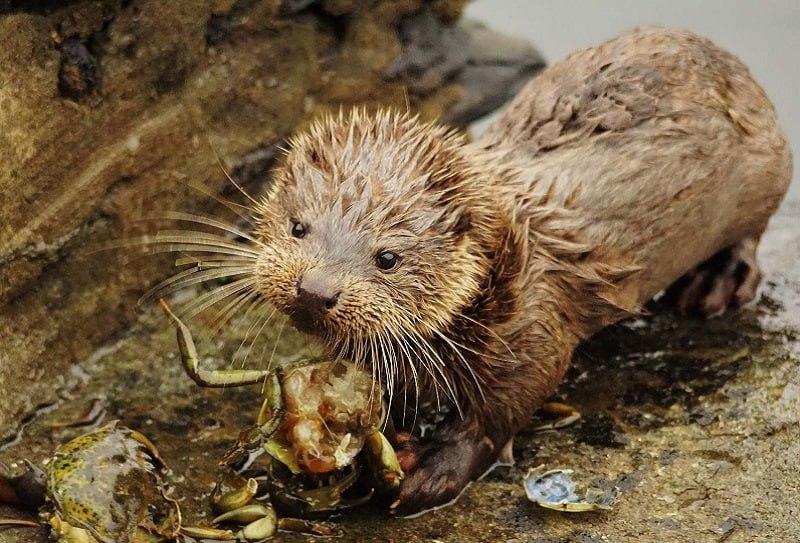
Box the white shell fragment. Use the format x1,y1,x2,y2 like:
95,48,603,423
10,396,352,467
523,468,616,512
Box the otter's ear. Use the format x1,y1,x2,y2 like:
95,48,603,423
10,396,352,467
450,212,471,241
307,146,322,168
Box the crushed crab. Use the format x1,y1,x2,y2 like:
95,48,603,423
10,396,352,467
0,422,332,542
272,361,384,474
160,299,403,512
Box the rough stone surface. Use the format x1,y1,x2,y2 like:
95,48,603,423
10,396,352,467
387,9,545,125
0,0,544,431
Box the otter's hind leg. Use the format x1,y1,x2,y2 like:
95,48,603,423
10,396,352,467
663,236,762,318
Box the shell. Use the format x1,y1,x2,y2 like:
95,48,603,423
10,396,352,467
523,468,616,513
45,421,181,542
275,360,383,474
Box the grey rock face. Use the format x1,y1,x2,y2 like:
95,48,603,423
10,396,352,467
387,9,546,126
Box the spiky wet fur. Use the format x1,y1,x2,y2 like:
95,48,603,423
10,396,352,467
253,111,500,410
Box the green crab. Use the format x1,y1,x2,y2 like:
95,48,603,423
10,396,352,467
160,300,403,512
0,421,314,542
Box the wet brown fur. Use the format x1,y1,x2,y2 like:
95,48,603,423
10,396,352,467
251,28,792,513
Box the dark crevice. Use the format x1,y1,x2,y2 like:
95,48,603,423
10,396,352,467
56,7,118,102
307,4,349,44
223,140,285,202
288,3,350,47
153,60,191,95
58,36,101,101
207,0,349,56
0,0,82,15
281,0,318,14
205,0,261,47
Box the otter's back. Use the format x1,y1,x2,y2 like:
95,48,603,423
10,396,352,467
480,27,791,308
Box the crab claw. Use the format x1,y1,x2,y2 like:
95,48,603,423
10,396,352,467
179,525,238,541
213,504,278,542
159,299,270,388
213,478,259,512
214,504,275,525
364,430,404,490
210,482,337,541
267,464,373,516
237,514,278,542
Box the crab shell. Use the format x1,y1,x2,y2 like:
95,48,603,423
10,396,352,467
267,360,385,475
523,468,615,513
44,421,181,543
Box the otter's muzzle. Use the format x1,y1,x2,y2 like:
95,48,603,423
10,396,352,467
290,270,340,333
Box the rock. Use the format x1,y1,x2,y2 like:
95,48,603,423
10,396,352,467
386,9,545,126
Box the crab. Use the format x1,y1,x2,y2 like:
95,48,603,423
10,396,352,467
0,421,323,542
202,476,337,540
160,300,403,514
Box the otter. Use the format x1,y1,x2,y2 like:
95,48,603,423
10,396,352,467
244,28,792,514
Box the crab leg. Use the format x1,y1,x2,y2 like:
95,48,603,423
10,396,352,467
291,464,373,512
213,478,260,511
210,480,279,541
530,401,581,432
256,372,285,430
160,299,270,387
0,519,39,528
179,525,238,541
278,518,340,537
364,430,404,489
221,374,289,468
211,480,339,541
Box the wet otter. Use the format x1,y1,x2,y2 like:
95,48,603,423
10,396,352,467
247,28,791,514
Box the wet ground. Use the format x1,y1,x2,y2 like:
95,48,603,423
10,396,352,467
2,199,798,542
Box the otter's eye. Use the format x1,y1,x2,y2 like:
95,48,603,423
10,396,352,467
376,251,400,271
290,221,306,239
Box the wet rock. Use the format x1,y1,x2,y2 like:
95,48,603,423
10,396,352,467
654,518,682,530
386,9,470,94
573,413,628,448
688,407,717,426
386,9,545,126
2,258,799,543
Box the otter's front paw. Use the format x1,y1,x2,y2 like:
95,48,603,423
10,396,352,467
390,436,492,516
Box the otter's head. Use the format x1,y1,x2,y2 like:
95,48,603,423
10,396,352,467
252,110,499,361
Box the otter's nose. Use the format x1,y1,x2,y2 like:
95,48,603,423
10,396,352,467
290,271,340,331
